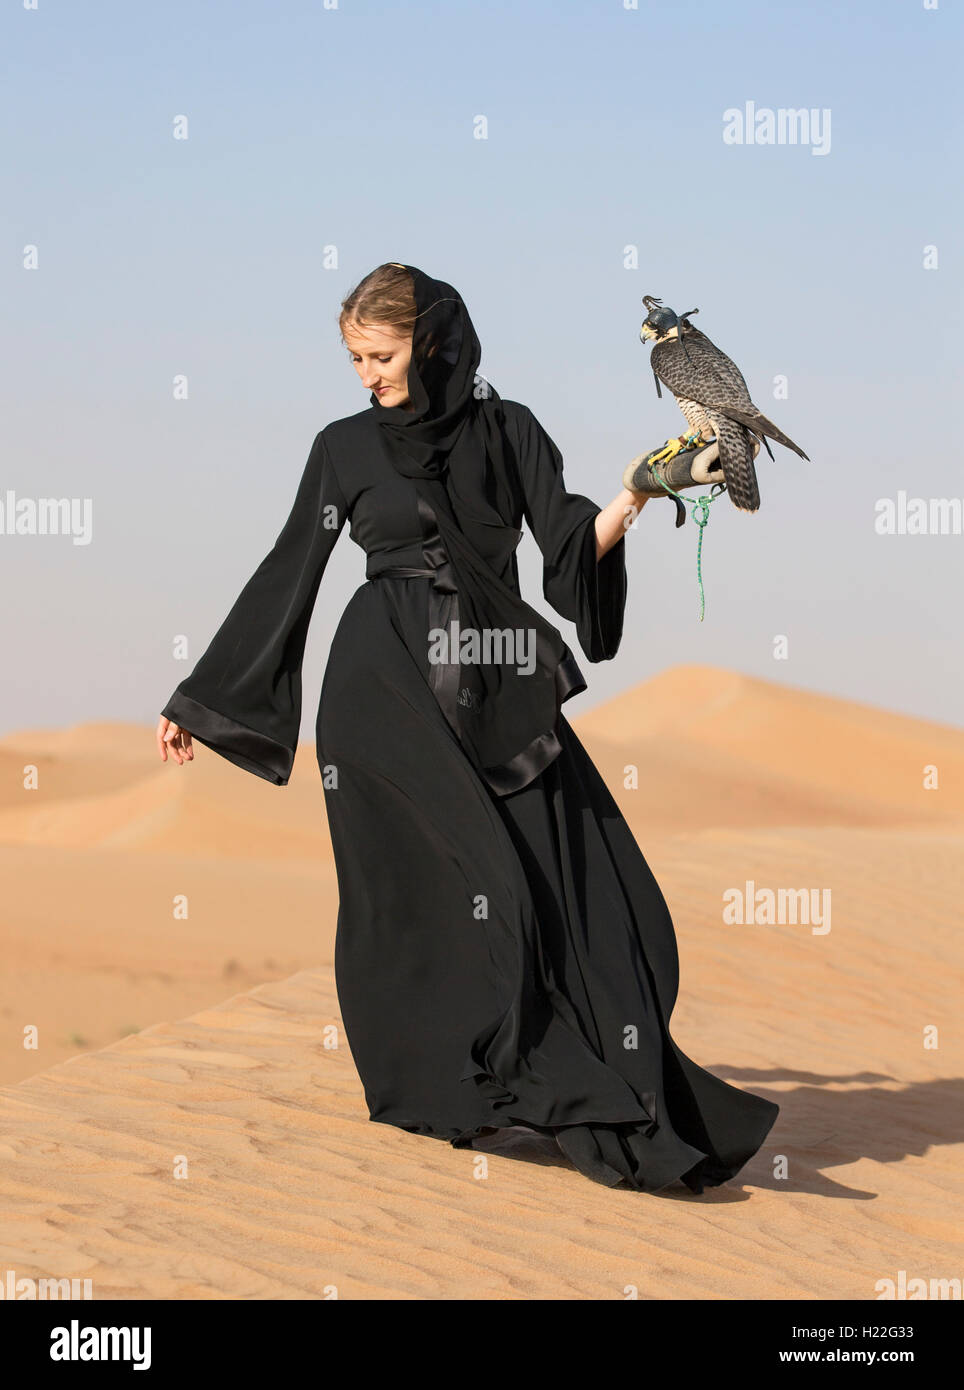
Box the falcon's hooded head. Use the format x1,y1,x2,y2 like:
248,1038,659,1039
639,294,699,343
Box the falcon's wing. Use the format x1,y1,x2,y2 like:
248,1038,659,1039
652,326,754,410
653,326,810,462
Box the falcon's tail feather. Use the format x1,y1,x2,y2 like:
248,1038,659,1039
717,406,809,461
715,416,761,513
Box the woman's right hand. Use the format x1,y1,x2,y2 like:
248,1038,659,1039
157,715,194,766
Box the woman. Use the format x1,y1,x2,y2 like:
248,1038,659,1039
156,262,778,1193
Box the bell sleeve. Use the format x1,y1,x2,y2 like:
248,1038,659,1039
508,402,627,662
160,429,347,785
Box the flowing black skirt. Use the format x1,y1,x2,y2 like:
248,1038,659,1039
317,575,778,1193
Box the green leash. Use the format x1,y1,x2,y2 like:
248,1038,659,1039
646,434,726,621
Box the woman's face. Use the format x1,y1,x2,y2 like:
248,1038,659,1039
343,321,413,409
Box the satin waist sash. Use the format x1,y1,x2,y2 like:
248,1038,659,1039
364,502,584,797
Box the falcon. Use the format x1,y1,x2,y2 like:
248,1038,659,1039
639,295,809,512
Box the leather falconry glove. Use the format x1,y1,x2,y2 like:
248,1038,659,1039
623,435,758,527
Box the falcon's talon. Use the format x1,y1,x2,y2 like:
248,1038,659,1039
648,437,684,465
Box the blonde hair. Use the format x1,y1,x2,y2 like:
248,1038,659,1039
338,262,417,345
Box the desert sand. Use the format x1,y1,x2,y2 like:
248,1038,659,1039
0,665,961,1299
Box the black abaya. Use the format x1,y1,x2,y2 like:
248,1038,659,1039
161,398,778,1194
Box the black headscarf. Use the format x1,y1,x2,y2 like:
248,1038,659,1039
369,263,586,796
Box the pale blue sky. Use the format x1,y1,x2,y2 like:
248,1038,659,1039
2,0,961,742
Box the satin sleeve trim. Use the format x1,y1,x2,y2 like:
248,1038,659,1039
161,689,294,785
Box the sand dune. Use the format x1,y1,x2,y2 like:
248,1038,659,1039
0,825,959,1298
0,665,960,1297
0,726,332,857
578,665,964,824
